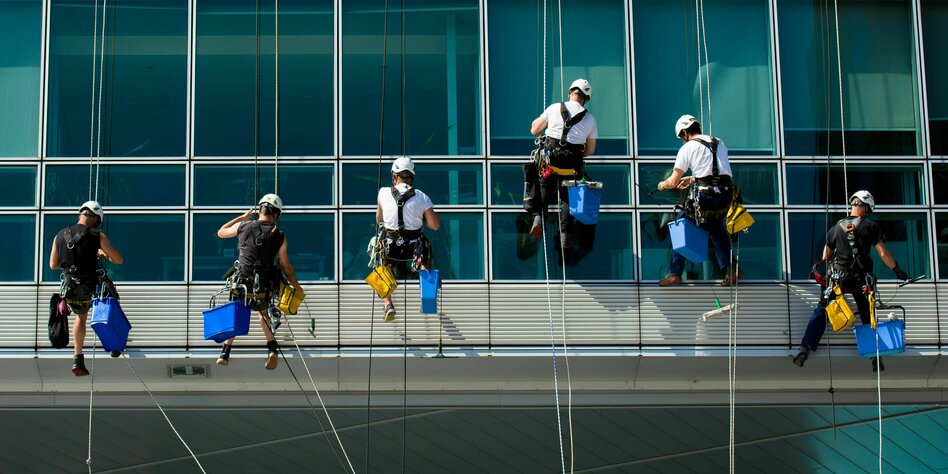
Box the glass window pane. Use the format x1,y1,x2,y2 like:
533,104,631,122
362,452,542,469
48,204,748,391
933,164,948,204
489,163,527,206
342,0,482,156
0,166,37,207
634,0,775,155
47,0,187,157
341,212,376,280
923,0,948,154
42,214,185,282
935,212,948,279
45,164,185,207
787,212,929,280
0,215,35,281
0,1,41,157
428,212,484,279
342,163,482,206
778,0,921,156
786,164,923,206
640,211,781,281
491,212,633,280
195,0,334,157
490,163,631,207
193,164,333,207
488,0,629,156
637,163,778,206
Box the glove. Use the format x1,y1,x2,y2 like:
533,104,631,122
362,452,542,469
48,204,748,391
893,266,909,281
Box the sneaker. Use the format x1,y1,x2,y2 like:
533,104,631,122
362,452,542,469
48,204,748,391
872,357,885,373
529,215,543,238
721,269,744,287
216,344,231,366
792,349,809,367
72,355,89,377
658,274,682,287
265,341,279,370
384,303,396,322
110,350,121,358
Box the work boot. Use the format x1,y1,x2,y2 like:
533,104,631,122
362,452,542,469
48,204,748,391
872,357,885,373
216,344,232,366
658,274,682,287
72,355,89,377
792,348,809,367
529,215,543,238
265,340,279,370
110,350,121,358
384,303,396,322
721,269,743,287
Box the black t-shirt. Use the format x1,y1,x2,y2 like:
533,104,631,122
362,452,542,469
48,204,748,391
825,217,885,273
237,220,285,269
54,224,101,279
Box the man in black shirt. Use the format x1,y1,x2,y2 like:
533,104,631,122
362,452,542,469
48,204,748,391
48,201,124,376
793,190,909,371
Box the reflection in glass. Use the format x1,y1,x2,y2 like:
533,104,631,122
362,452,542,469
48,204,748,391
785,165,923,206
0,167,38,207
342,163,482,206
192,164,333,207
0,1,41,157
45,165,186,207
935,213,948,279
638,163,778,206
923,0,948,154
341,213,376,280
491,163,630,207
1,215,36,281
427,212,484,280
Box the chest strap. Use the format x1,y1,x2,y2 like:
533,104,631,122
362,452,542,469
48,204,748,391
558,102,588,146
391,187,417,232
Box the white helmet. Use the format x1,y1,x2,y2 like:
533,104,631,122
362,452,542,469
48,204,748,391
78,200,104,218
675,115,699,138
850,190,875,212
258,193,283,212
568,78,592,99
392,157,415,175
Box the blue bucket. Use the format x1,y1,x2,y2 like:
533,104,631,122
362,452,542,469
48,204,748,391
568,184,601,225
203,300,252,343
668,218,709,264
854,319,905,358
90,297,131,352
419,269,440,314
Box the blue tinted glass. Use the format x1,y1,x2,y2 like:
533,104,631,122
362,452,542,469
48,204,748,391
42,213,185,282
490,163,527,206
634,0,775,155
638,163,778,206
428,212,484,279
785,165,923,206
193,164,333,207
342,163,482,206
0,1,41,157
923,0,948,154
491,212,633,280
1,215,36,281
640,212,781,281
45,165,185,207
342,0,482,156
195,0,334,156
491,163,631,207
341,212,377,280
935,213,948,279
47,0,187,157
0,166,37,207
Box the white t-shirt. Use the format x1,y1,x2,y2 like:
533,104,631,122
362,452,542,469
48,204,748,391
538,100,598,144
378,183,434,231
673,135,733,178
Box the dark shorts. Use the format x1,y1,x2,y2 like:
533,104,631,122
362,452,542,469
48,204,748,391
63,276,96,315
230,275,280,312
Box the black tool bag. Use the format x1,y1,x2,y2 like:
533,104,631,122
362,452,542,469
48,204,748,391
48,294,70,349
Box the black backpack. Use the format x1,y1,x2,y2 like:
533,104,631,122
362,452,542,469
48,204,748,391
48,294,69,349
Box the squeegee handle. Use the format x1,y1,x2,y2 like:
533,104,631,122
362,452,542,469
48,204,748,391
898,275,925,287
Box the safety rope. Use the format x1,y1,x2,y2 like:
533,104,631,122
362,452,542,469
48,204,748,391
699,0,712,136
832,0,848,200
875,326,883,472
557,0,564,99
93,0,107,201
402,277,409,474
253,0,261,201
557,205,574,473
85,333,98,473
694,0,703,127
87,0,100,200
274,0,280,195
122,355,207,473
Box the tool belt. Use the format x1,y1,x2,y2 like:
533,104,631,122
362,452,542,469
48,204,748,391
540,136,585,176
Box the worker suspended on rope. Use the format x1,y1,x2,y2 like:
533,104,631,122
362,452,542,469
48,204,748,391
525,78,598,249
371,157,440,322
793,190,909,372
48,201,124,376
214,194,303,370
657,115,740,287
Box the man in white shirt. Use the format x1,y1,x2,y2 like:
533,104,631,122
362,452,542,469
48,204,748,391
525,78,599,249
657,115,739,287
376,157,441,321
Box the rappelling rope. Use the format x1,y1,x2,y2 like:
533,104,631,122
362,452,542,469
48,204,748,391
699,0,712,135
85,333,98,473
93,0,107,201
253,0,261,200
274,0,280,195
87,0,100,200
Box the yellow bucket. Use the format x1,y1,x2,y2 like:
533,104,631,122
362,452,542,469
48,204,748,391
277,283,304,315
366,265,397,299
825,286,855,332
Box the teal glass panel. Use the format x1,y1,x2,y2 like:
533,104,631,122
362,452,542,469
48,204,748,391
488,0,629,155
0,166,37,207
0,215,35,281
786,164,923,206
936,212,948,279
490,163,631,207
45,165,185,207
932,164,948,204
778,0,921,156
192,213,334,281
427,212,484,279
195,0,333,157
341,213,376,280
634,0,775,155
491,212,633,280
638,163,778,206
640,212,781,281
787,212,928,280
42,214,185,282
342,0,482,156
342,163,482,206
47,0,187,157
923,1,948,154
0,1,41,157
192,164,333,207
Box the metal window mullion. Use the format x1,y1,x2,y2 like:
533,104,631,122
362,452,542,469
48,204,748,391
625,0,635,158
912,0,930,159
39,0,51,162
770,0,786,160
479,0,489,159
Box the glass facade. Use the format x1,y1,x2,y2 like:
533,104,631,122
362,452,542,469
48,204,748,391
1,0,943,285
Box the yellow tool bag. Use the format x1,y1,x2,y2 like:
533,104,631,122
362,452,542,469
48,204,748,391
365,265,397,299
725,190,755,234
277,282,305,315
825,286,856,332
